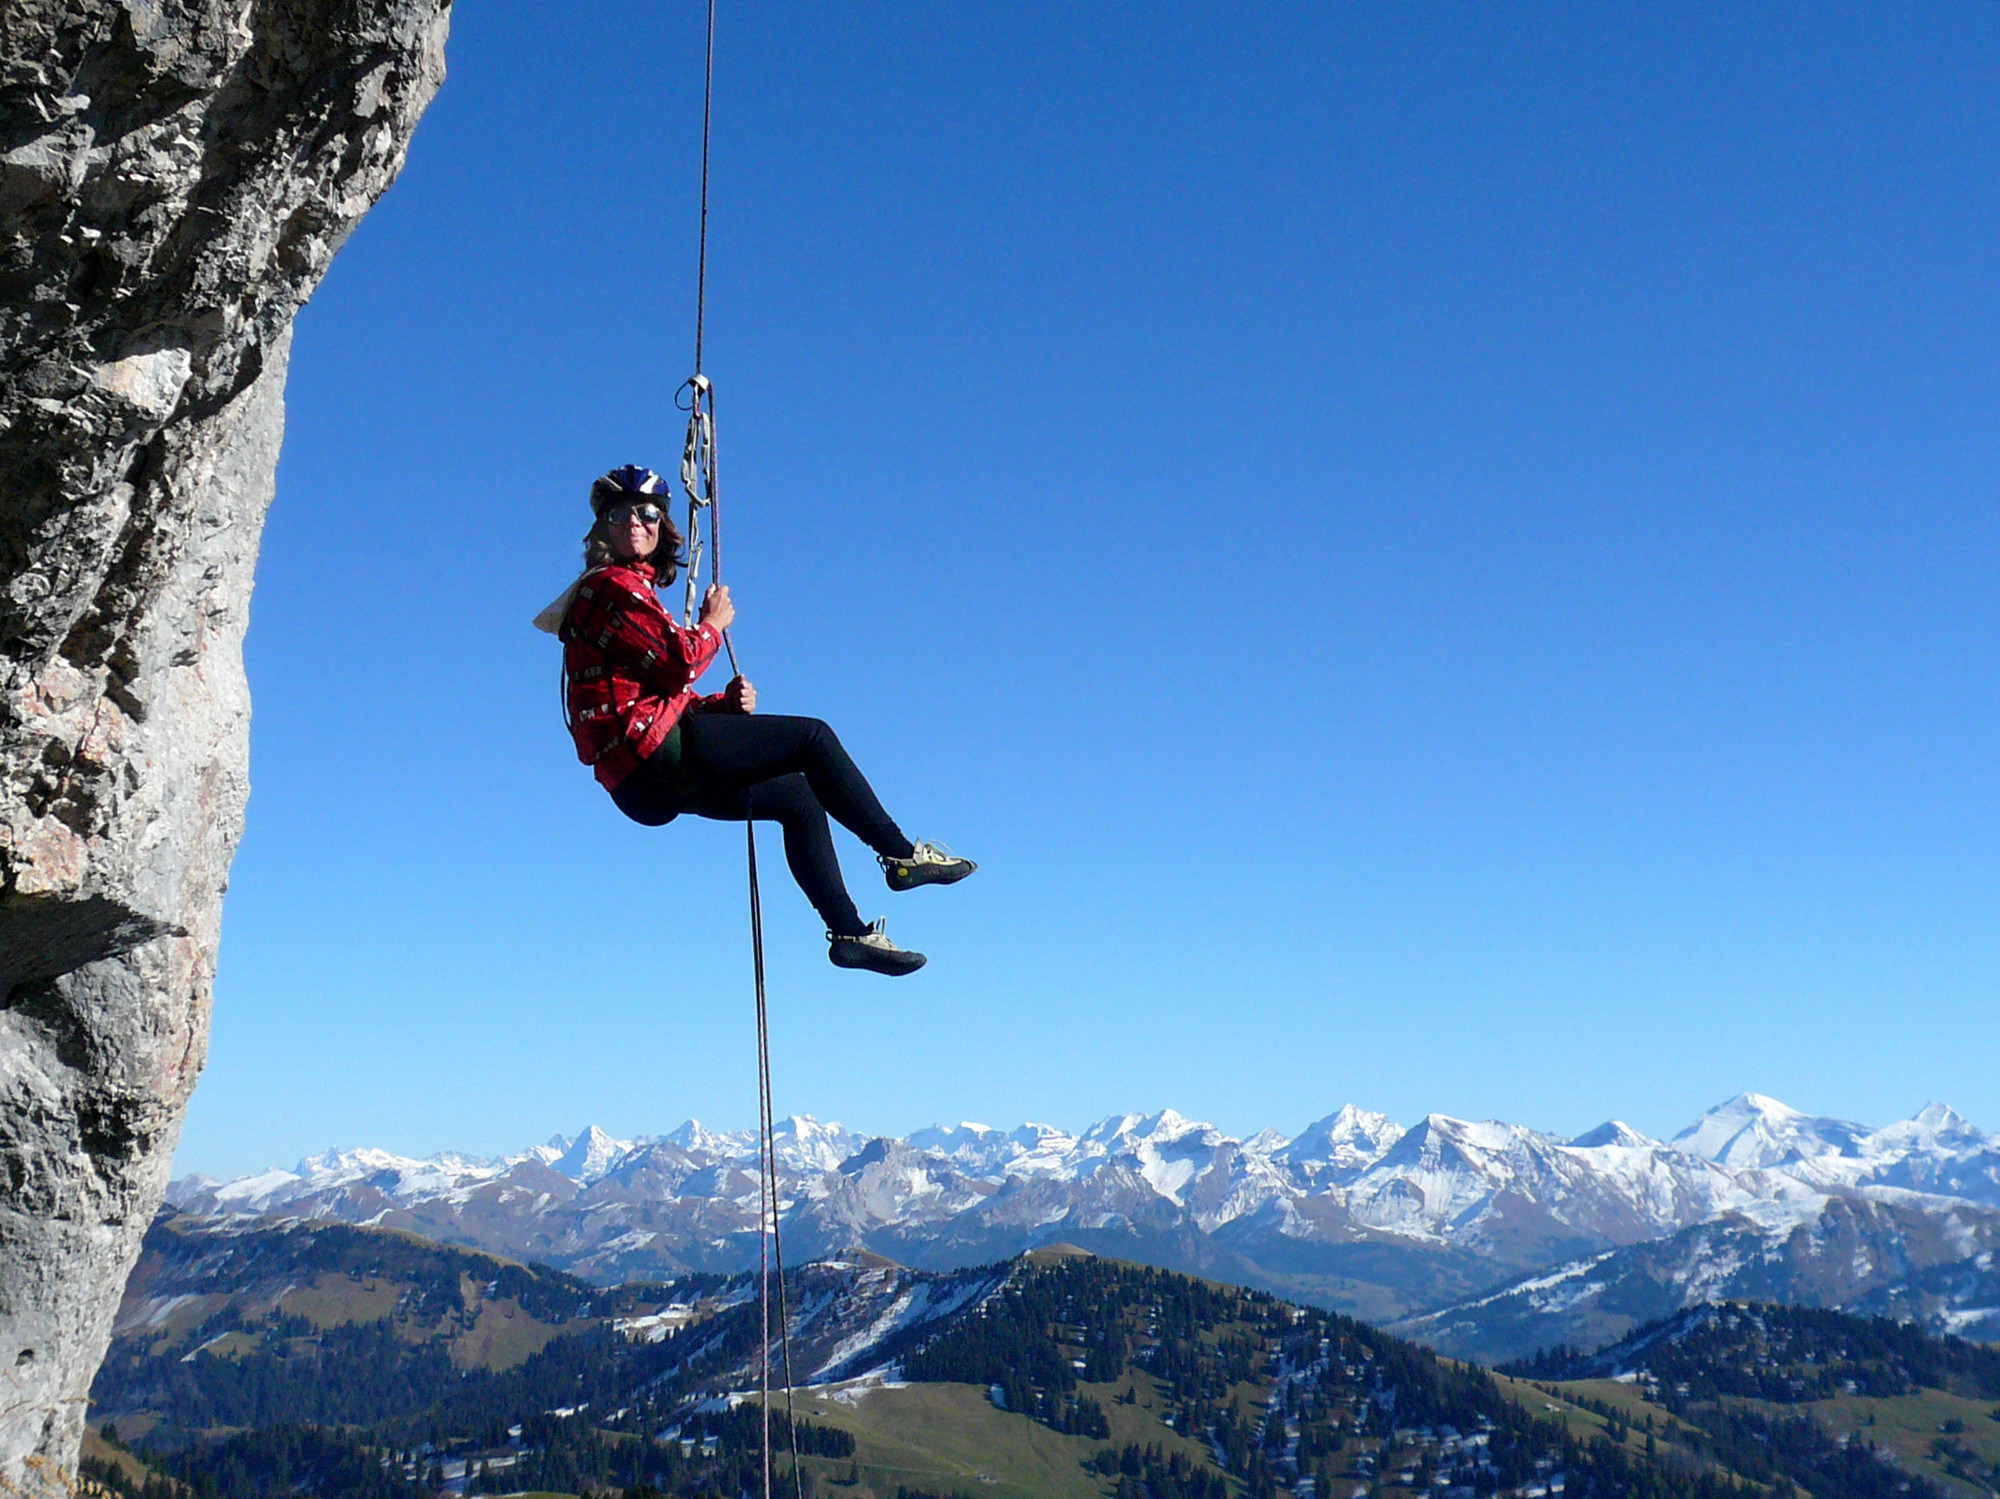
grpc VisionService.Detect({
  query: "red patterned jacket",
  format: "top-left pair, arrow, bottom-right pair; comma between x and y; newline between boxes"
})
560,561 -> 726,789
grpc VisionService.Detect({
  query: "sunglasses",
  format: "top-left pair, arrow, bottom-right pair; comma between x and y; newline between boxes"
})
606,503 -> 663,526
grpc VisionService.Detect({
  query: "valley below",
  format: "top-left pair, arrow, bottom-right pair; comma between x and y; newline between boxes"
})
85,1216 -> 2000,1499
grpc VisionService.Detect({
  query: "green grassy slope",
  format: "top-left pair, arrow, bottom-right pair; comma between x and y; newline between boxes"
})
772,1368 -> 1221,1499
788,1382 -> 1114,1499
1748,1389 -> 1999,1497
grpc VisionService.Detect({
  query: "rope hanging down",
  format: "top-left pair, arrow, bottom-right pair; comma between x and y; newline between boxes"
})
677,4 -> 801,1497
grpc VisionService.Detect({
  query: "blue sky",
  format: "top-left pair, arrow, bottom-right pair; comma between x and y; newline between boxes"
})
175,2 -> 2000,1178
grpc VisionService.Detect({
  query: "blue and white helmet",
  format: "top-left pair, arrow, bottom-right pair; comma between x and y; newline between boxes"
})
590,464 -> 666,517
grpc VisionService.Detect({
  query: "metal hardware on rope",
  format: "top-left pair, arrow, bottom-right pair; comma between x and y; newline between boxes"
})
677,376 -> 738,674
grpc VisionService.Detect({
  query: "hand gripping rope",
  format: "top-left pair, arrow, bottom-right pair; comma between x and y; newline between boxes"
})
675,3 -> 804,1496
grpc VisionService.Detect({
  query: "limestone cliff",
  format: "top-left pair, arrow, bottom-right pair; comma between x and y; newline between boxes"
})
0,1 -> 448,1489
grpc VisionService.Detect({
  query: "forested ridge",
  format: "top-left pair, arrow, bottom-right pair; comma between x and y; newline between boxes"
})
899,1258 -> 1968,1499
1497,1302 -> 2000,1498
1503,1303 -> 2000,1403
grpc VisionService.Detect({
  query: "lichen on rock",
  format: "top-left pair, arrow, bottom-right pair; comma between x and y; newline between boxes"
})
0,1 -> 449,1489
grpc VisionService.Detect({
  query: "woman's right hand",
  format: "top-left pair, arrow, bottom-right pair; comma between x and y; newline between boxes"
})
700,583 -> 735,632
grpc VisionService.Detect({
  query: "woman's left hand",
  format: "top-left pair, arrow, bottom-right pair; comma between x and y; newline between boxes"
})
726,676 -> 756,713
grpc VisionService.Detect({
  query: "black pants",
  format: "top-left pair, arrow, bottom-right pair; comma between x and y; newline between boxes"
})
610,713 -> 915,937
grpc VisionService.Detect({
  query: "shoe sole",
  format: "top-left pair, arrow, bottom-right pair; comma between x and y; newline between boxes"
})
829,946 -> 927,976
884,860 -> 977,893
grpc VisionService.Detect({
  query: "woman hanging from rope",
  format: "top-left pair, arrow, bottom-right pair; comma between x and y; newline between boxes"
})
536,465 -> 974,975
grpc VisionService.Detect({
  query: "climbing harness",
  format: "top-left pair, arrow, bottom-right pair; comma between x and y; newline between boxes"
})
674,4 -> 801,1496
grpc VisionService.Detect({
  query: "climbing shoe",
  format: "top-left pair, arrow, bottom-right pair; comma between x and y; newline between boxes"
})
828,919 -> 927,976
880,841 -> 977,893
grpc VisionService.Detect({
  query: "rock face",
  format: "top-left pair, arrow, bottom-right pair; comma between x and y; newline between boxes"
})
0,1 -> 448,1488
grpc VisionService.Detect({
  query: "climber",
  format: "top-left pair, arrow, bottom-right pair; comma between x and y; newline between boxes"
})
535,465 -> 974,975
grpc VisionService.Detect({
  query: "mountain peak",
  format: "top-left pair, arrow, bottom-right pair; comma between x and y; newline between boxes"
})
1280,1105 -> 1405,1177
1910,1101 -> 1966,1131
1082,1109 -> 1212,1146
1569,1120 -> 1653,1150
1672,1093 -> 1873,1169
1734,1091 -> 1807,1118
1672,1092 -> 1800,1142
550,1125 -> 632,1184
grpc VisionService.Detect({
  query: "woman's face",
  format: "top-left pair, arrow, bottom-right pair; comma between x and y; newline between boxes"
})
604,501 -> 662,561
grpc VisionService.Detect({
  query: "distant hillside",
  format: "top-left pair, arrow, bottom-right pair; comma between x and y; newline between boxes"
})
109,1213 -> 604,1369
1394,1197 -> 2000,1366
84,1219 -> 1983,1499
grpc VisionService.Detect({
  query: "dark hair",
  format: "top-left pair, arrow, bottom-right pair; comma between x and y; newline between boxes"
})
583,508 -> 687,584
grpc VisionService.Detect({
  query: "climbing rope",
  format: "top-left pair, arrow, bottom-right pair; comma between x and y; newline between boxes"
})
693,0 -> 715,379
677,4 -> 800,1496
750,833 -> 808,1499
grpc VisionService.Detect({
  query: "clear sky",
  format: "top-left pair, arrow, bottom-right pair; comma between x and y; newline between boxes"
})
174,2 -> 2000,1179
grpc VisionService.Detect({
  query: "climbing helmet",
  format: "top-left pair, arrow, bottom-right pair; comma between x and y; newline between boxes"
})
590,464 -> 667,517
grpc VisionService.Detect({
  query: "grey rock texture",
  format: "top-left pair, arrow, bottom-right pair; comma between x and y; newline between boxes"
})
0,1 -> 448,1489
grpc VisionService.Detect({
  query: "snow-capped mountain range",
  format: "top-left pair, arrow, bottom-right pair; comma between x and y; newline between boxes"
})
170,1093 -> 2000,1353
